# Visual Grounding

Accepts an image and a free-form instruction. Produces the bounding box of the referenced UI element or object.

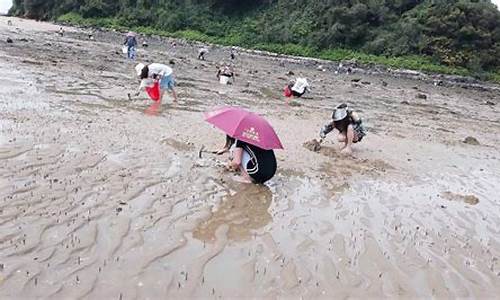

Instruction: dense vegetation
[9,0,500,80]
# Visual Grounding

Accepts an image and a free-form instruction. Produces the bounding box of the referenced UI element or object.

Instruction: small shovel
[198,145,219,158]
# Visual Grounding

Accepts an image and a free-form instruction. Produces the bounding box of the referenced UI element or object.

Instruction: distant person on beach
[216,135,277,184]
[230,47,236,60]
[58,27,64,37]
[284,77,310,99]
[216,64,235,84]
[319,103,366,155]
[198,47,208,60]
[7,20,13,26]
[133,63,178,103]
[124,32,138,60]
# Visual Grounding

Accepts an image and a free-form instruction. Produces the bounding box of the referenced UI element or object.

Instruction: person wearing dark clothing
[216,136,277,184]
[124,33,138,60]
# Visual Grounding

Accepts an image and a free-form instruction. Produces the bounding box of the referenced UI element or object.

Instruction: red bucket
[146,81,161,101]
[283,85,292,97]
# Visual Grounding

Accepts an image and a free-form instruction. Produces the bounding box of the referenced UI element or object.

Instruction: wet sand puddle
[1,16,500,298]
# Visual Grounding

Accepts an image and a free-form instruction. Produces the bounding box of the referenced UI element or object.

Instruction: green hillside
[9,0,500,79]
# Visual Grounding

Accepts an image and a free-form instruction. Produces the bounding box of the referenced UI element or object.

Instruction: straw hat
[135,63,145,77]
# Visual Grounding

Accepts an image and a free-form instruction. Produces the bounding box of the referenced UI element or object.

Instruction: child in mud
[319,103,366,155]
[133,63,178,103]
[216,135,277,184]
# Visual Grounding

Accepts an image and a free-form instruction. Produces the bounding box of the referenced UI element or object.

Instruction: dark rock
[351,78,361,82]
[416,93,427,99]
[381,81,388,87]
[463,136,480,145]
[361,81,371,85]
[6,37,13,43]
[169,59,175,65]
[286,71,294,76]
[401,100,410,105]
[485,100,495,106]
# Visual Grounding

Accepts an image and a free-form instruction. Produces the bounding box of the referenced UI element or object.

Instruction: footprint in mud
[441,191,480,205]
[192,185,273,242]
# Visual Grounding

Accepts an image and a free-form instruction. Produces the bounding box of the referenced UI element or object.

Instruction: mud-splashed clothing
[235,140,277,184]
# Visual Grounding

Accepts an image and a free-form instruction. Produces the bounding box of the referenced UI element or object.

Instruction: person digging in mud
[216,64,235,84]
[133,63,178,103]
[319,103,366,155]
[284,77,310,101]
[124,32,138,60]
[198,47,208,60]
[216,135,277,184]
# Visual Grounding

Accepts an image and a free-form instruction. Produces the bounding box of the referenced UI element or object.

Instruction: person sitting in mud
[284,77,310,99]
[216,64,235,84]
[134,63,178,103]
[198,47,208,60]
[216,135,277,184]
[124,33,138,60]
[319,103,366,155]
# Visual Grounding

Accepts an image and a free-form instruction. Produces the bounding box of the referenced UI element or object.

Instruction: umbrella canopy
[204,107,283,150]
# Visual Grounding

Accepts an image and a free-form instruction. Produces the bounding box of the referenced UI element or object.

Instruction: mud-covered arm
[320,121,335,138]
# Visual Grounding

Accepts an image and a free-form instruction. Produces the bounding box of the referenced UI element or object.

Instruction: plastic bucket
[219,75,230,85]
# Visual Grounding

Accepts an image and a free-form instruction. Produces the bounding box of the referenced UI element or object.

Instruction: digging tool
[198,145,219,158]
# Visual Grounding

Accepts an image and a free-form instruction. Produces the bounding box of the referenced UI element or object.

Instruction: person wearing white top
[134,63,178,103]
[291,77,310,96]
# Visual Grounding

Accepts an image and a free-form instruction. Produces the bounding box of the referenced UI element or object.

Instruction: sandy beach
[1,16,500,298]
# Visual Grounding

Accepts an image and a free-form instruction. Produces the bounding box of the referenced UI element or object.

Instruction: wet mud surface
[1,17,500,298]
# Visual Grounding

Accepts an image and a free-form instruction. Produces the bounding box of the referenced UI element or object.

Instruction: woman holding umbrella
[205,107,282,184]
[216,135,277,184]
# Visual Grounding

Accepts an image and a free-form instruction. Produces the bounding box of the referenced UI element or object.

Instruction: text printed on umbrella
[242,127,260,142]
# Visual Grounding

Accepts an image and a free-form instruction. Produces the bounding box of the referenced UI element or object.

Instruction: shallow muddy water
[1,17,500,298]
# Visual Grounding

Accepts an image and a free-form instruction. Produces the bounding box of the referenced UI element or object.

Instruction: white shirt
[291,78,310,94]
[148,63,173,77]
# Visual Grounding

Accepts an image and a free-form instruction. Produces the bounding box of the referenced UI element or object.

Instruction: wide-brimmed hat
[135,63,145,77]
[332,104,348,121]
